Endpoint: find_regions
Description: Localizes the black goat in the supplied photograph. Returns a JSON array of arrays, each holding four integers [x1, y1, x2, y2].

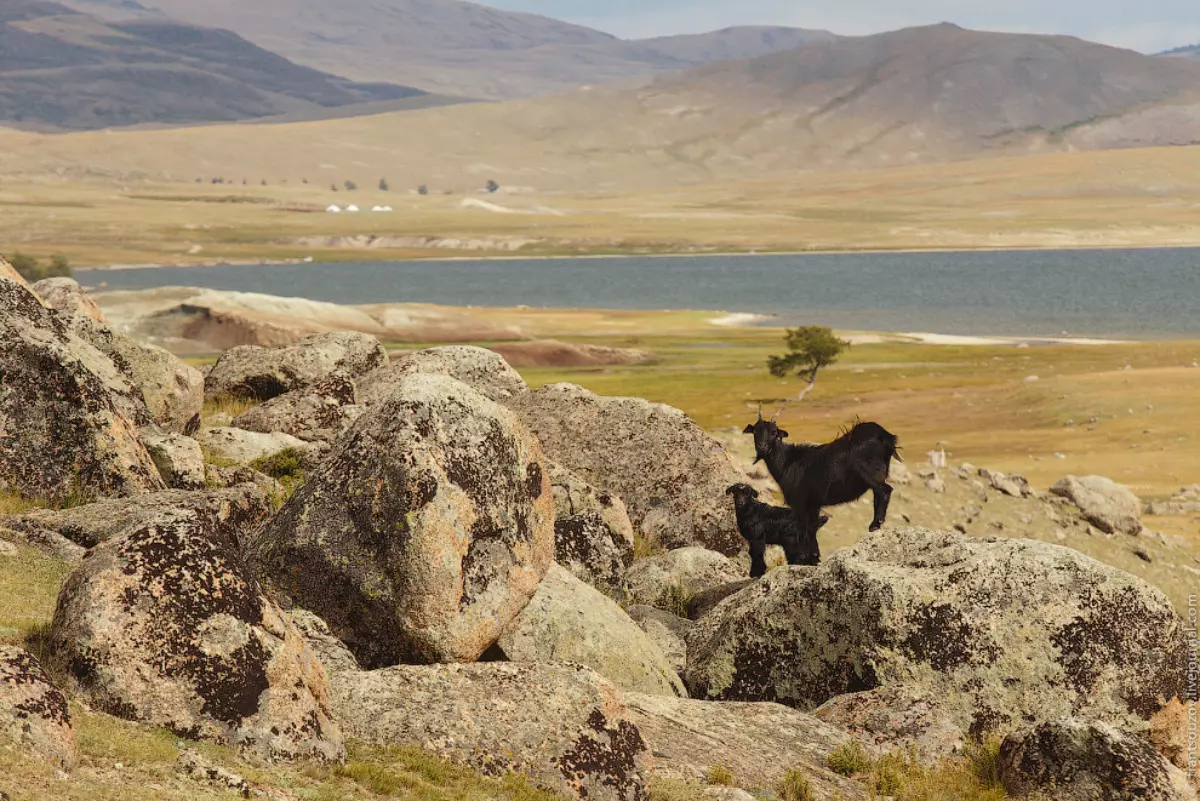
[[726, 483, 828, 577], [743, 410, 898, 544]]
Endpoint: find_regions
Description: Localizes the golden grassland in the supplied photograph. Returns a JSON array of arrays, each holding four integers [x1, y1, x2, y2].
[[2, 143, 1200, 267], [418, 307, 1200, 503]]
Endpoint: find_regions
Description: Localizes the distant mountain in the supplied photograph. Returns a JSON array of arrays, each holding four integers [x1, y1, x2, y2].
[[63, 0, 836, 100], [0, 0, 434, 130], [1159, 43, 1200, 59]]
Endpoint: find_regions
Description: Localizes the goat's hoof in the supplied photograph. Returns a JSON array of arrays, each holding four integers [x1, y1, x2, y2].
[[869, 523, 883, 532]]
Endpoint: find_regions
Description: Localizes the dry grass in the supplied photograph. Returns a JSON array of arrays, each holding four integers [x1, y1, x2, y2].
[[488, 312, 1200, 500], [2, 143, 1200, 266], [0, 543, 72, 646]]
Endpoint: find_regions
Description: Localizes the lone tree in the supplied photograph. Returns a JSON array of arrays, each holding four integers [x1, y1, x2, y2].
[[485, 179, 499, 194], [379, 177, 389, 191], [344, 180, 358, 191], [417, 184, 428, 196], [768, 325, 849, 403]]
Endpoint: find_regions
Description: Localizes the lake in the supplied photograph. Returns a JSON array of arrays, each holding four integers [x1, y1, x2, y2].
[[78, 247, 1200, 339]]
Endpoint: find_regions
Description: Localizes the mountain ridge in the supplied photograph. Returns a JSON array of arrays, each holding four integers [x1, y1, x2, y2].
[[0, 0, 438, 130], [60, 0, 837, 99]]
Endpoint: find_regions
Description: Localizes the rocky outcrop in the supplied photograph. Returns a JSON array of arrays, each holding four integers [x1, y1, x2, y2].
[[50, 517, 344, 761], [626, 606, 694, 674], [814, 684, 971, 758], [551, 462, 635, 597], [249, 373, 554, 668], [0, 272, 164, 501], [1052, 475, 1144, 535], [32, 277, 107, 324], [3, 484, 275, 551], [0, 257, 31, 291], [357, 346, 528, 407], [329, 662, 650, 801], [625, 548, 745, 611], [687, 579, 758, 621], [685, 527, 1187, 753], [494, 565, 686, 697], [139, 429, 206, 490], [204, 332, 387, 401], [43, 282, 204, 435], [0, 646, 78, 770], [231, 373, 361, 442], [999, 719, 1195, 801], [507, 383, 748, 554], [196, 427, 316, 467], [624, 693, 866, 799]]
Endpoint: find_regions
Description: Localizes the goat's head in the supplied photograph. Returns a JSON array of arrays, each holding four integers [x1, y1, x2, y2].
[[743, 406, 788, 462], [725, 482, 759, 508]]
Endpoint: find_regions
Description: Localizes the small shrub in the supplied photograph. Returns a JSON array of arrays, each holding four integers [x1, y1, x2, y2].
[[648, 777, 707, 801], [871, 751, 907, 796], [7, 252, 42, 280], [776, 769, 814, 801], [704, 765, 734, 786], [827, 739, 872, 777], [656, 582, 692, 618]]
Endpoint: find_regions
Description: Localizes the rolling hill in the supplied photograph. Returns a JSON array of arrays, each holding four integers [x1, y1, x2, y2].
[[2, 23, 1199, 190], [62, 0, 837, 99], [0, 0, 436, 130]]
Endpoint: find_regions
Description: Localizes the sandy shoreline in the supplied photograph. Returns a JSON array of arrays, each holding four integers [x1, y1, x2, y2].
[[74, 240, 1200, 273]]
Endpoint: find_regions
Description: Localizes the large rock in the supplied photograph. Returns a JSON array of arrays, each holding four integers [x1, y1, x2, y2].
[[32, 277, 107, 324], [549, 463, 634, 595], [626, 606, 694, 674], [813, 684, 974, 758], [1052, 475, 1144, 536], [999, 719, 1195, 801], [3, 484, 275, 551], [507, 383, 748, 554], [624, 693, 866, 799], [357, 345, 528, 407], [50, 517, 344, 761], [139, 429, 206, 490], [196, 427, 315, 467], [0, 272, 164, 501], [685, 527, 1187, 750], [0, 646, 78, 771], [205, 332, 387, 401], [231, 373, 362, 442], [626, 547, 745, 611], [494, 565, 686, 697], [329, 662, 650, 801], [44, 281, 204, 435], [249, 373, 554, 668]]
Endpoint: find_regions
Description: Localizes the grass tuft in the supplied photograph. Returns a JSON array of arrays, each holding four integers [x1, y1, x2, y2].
[[656, 582, 693, 618], [777, 769, 814, 801], [633, 530, 665, 559], [704, 765, 734, 786], [827, 739, 872, 777], [201, 394, 258, 423]]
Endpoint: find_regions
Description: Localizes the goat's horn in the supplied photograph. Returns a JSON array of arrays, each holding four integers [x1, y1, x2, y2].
[[756, 402, 763, 421]]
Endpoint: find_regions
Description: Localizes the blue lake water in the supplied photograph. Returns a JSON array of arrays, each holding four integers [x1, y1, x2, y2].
[[78, 247, 1200, 338]]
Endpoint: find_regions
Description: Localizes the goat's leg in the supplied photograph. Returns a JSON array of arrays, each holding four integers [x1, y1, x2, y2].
[[869, 483, 893, 532], [800, 509, 822, 565], [749, 539, 768, 578]]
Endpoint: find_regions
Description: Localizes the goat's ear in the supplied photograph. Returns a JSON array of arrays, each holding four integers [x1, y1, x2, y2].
[[742, 424, 755, 434], [777, 428, 790, 438]]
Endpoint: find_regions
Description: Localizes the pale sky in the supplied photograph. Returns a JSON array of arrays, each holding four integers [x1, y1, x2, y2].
[[486, 0, 1200, 54]]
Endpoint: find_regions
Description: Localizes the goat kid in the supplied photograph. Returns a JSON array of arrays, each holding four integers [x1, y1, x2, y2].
[[743, 413, 898, 542], [726, 483, 827, 577]]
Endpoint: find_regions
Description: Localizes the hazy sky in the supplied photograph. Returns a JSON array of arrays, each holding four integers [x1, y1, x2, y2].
[[486, 0, 1200, 54]]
